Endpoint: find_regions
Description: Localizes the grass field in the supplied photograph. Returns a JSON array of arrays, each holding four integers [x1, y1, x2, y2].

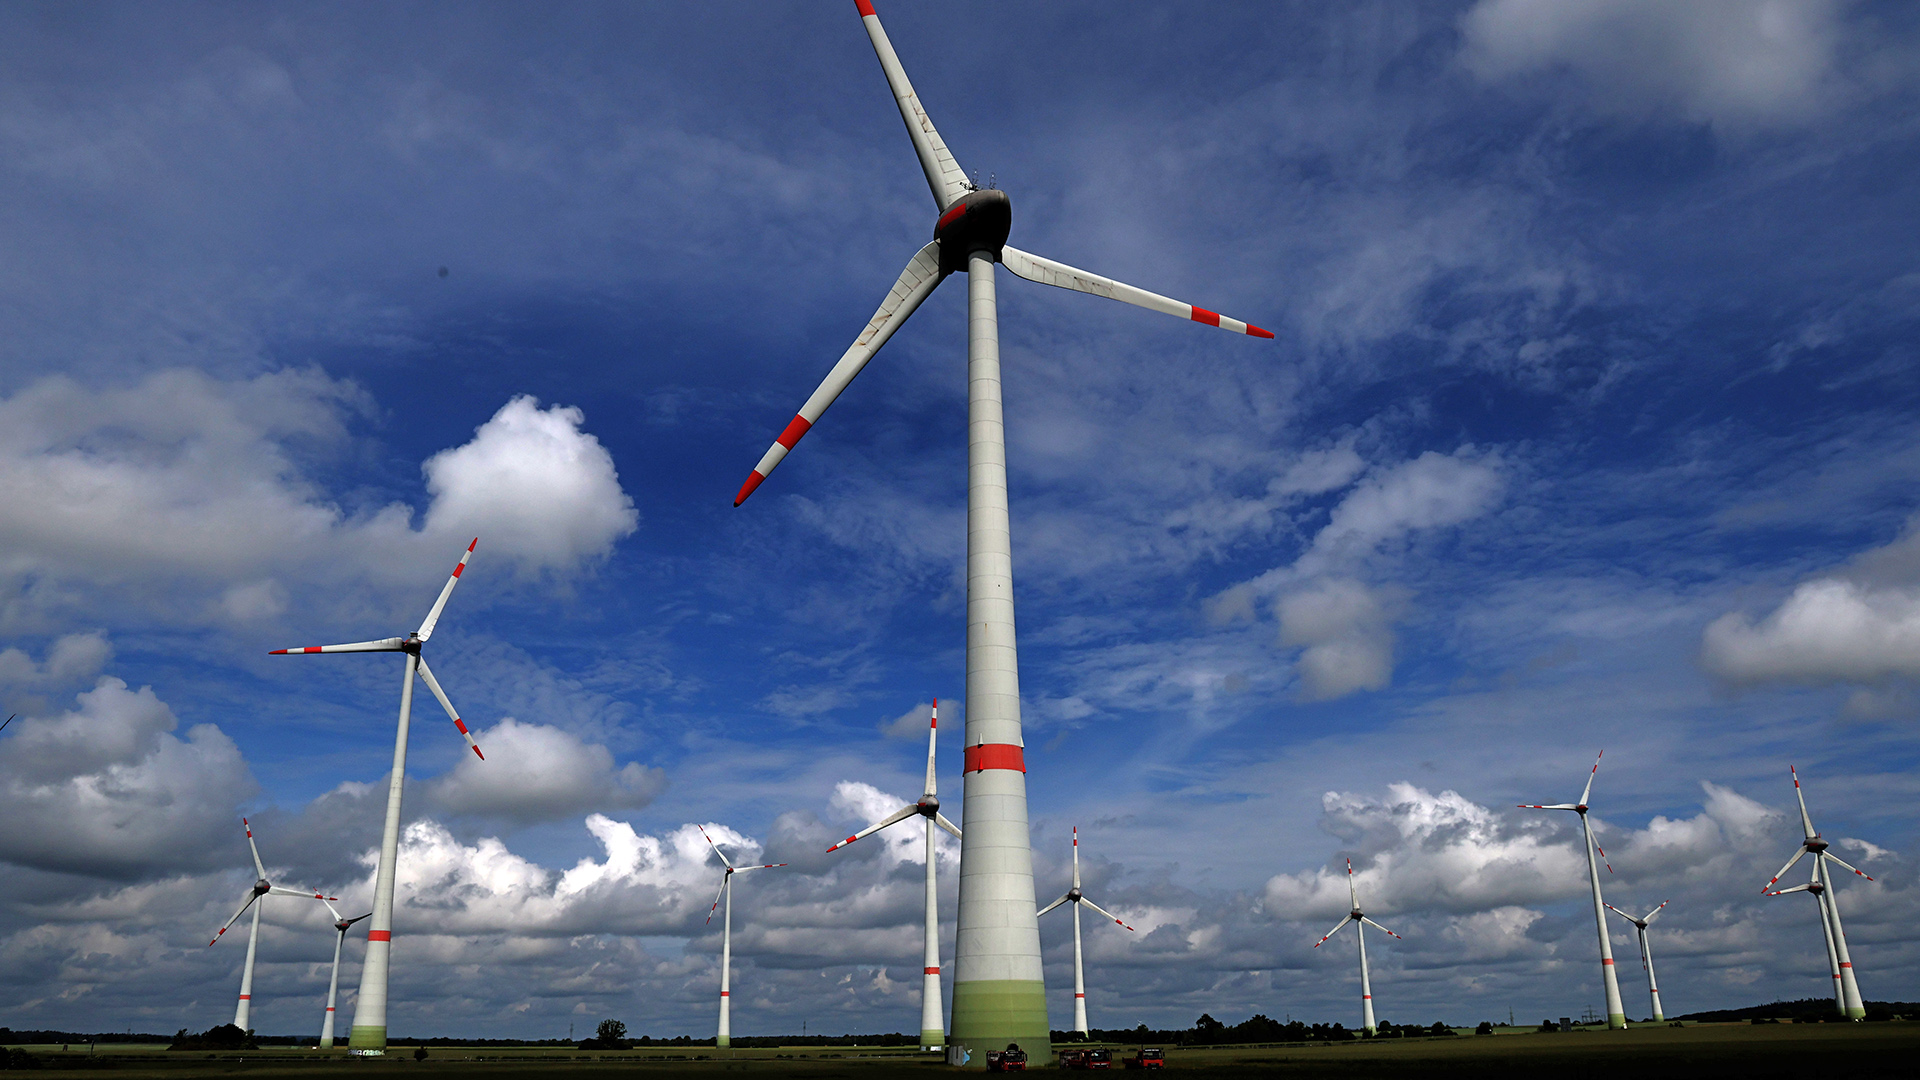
[[7, 1023, 1916, 1077]]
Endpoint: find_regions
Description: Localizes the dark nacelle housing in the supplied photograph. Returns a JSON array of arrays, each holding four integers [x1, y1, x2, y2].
[[934, 188, 1012, 274]]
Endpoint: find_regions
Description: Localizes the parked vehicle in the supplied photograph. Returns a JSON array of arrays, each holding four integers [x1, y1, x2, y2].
[[1122, 1047, 1165, 1069], [1084, 1048, 1112, 1069], [986, 1044, 1029, 1071], [1060, 1049, 1087, 1070]]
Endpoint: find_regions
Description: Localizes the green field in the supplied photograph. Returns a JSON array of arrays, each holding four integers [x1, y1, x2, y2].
[[7, 1023, 1917, 1077]]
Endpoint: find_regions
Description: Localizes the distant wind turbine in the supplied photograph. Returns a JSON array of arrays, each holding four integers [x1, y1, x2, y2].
[[269, 539, 486, 1055], [208, 818, 333, 1032], [826, 699, 963, 1049], [1520, 751, 1626, 1029], [1768, 857, 1846, 1016], [703, 828, 787, 1049], [1312, 858, 1401, 1035], [731, 3, 1271, 1057], [1603, 901, 1669, 1022], [316, 897, 372, 1049], [1762, 766, 1873, 1020], [1037, 827, 1135, 1037]]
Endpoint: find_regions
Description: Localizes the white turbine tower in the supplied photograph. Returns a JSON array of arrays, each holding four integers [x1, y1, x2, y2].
[[1603, 901, 1669, 1022], [1311, 859, 1401, 1035], [703, 828, 787, 1049], [1769, 857, 1847, 1016], [208, 818, 333, 1032], [1762, 766, 1873, 1020], [826, 699, 964, 1049], [1520, 751, 1626, 1029], [268, 539, 486, 1055], [1036, 827, 1135, 1037], [732, 3, 1270, 1057], [315, 898, 371, 1048]]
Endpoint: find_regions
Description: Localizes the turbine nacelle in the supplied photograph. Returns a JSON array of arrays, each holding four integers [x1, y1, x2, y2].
[[1805, 837, 1828, 853], [252, 878, 271, 896], [934, 188, 1011, 273], [916, 793, 941, 815]]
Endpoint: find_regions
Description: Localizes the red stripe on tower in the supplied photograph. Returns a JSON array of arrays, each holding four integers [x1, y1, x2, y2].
[[238, 995, 251, 1000], [1190, 306, 1222, 327], [368, 930, 391, 942], [963, 743, 1026, 773], [1075, 993, 1085, 999], [925, 967, 939, 975], [720, 991, 730, 997], [776, 414, 812, 449], [1601, 958, 1615, 965], [1840, 962, 1853, 968]]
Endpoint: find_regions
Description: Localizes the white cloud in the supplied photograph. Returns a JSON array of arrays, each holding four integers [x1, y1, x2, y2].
[[1703, 577, 1920, 685], [425, 718, 664, 824], [1296, 450, 1505, 575], [1460, 0, 1849, 127], [1277, 579, 1408, 700]]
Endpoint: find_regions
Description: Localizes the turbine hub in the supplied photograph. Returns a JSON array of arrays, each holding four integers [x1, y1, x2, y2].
[[1067, 888, 1082, 902], [934, 188, 1011, 274], [1808, 881, 1825, 895], [1574, 805, 1588, 814], [917, 794, 940, 814], [336, 920, 352, 932], [402, 634, 422, 655], [1806, 837, 1828, 853], [253, 879, 271, 895]]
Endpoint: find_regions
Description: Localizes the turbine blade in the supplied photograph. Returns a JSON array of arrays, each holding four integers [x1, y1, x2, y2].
[[416, 538, 477, 642], [1595, 840, 1614, 875], [999, 245, 1274, 338], [826, 804, 920, 852], [1359, 916, 1400, 940], [1313, 915, 1355, 947], [415, 657, 484, 759], [1603, 902, 1635, 925], [705, 875, 727, 926], [924, 699, 939, 797], [1821, 851, 1873, 882], [242, 818, 267, 880], [1346, 858, 1358, 910], [934, 812, 962, 839], [1763, 848, 1807, 892], [734, 240, 944, 505], [269, 638, 406, 655], [1080, 897, 1134, 931], [1518, 803, 1578, 810], [853, 1, 970, 210], [700, 828, 735, 869], [320, 897, 344, 922], [1072, 826, 1081, 890], [1579, 750, 1602, 806], [731, 862, 788, 873], [267, 886, 335, 900], [1790, 766, 1817, 840], [1, 714, 15, 734], [210, 892, 259, 946], [348, 912, 373, 926], [1037, 892, 1073, 918], [1643, 901, 1669, 925]]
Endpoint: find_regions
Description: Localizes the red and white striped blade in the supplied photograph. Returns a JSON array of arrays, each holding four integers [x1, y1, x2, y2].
[[1036, 891, 1073, 918], [1763, 847, 1807, 892], [854, 2, 970, 211], [734, 240, 943, 506], [1313, 914, 1355, 947], [934, 811, 961, 839], [1080, 896, 1134, 932], [732, 862, 788, 873], [1643, 900, 1669, 925], [1822, 851, 1873, 882], [268, 637, 406, 655], [321, 897, 345, 922], [242, 817, 266, 880], [1359, 916, 1400, 940], [1518, 803, 1578, 811], [269, 886, 335, 900], [923, 699, 939, 798], [210, 891, 259, 946], [416, 538, 477, 642], [999, 245, 1275, 339], [1603, 901, 1633, 925], [1071, 826, 1081, 890], [705, 875, 728, 926], [1579, 750, 1603, 807], [1790, 766, 1818, 840], [826, 803, 919, 852], [1595, 839, 1613, 875], [700, 827, 735, 869], [415, 657, 484, 759], [1767, 882, 1813, 896], [1345, 858, 1358, 910]]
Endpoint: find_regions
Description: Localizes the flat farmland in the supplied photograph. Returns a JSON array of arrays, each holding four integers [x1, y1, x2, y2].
[[8, 1023, 1917, 1078]]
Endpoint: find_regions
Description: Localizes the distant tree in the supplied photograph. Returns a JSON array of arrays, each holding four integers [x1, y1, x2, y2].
[[413, 1046, 428, 1061], [1476, 1021, 1495, 1035], [1429, 1022, 1454, 1037], [597, 1020, 627, 1044], [1193, 1014, 1226, 1043]]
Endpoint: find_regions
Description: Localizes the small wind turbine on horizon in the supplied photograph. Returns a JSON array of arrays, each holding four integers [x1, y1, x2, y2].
[[826, 699, 963, 1049], [1603, 900, 1669, 1022], [1520, 751, 1626, 1029], [1037, 827, 1135, 1038], [703, 827, 787, 1049], [1311, 858, 1401, 1035], [316, 898, 371, 1049], [1762, 766, 1873, 1020], [208, 818, 333, 1033], [268, 539, 486, 1055], [732, 2, 1271, 1056]]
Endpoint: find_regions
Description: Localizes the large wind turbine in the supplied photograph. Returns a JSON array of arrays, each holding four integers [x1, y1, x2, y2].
[[1603, 901, 1669, 1022], [1036, 827, 1135, 1037], [1768, 857, 1846, 1016], [703, 828, 787, 1049], [826, 699, 963, 1049], [732, 2, 1270, 1056], [1761, 766, 1874, 1020], [315, 898, 372, 1049], [208, 818, 333, 1032], [269, 539, 486, 1055], [1311, 858, 1401, 1035], [1520, 751, 1626, 1029]]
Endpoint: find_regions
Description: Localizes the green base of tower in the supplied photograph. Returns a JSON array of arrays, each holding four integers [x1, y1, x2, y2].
[[347, 1025, 386, 1054], [921, 1029, 945, 1049], [950, 979, 1050, 1067], [1846, 1008, 1866, 1020], [1608, 1013, 1627, 1029], [717, 1036, 730, 1048]]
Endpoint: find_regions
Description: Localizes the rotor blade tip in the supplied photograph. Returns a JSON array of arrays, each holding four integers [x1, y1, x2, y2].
[[855, 0, 876, 16], [734, 471, 766, 507], [472, 746, 485, 760], [1249, 325, 1275, 339], [468, 538, 478, 551]]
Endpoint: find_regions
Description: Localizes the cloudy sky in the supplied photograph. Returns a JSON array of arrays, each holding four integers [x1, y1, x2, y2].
[[4, 0, 1920, 1041]]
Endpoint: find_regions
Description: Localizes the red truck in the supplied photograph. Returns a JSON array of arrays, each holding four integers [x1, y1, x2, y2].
[[985, 1044, 1029, 1072], [1122, 1047, 1164, 1069]]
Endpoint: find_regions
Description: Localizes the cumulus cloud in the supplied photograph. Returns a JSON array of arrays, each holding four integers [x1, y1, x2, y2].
[[1460, 0, 1850, 127], [1277, 579, 1409, 700], [1295, 450, 1505, 576], [424, 718, 664, 824]]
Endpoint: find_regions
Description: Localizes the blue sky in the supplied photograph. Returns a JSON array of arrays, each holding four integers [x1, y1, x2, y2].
[[4, 0, 1920, 1041]]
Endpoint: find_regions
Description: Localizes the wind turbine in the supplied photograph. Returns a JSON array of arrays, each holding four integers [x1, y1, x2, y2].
[[268, 539, 486, 1055], [1519, 751, 1626, 1029], [1036, 827, 1134, 1037], [316, 898, 372, 1048], [1603, 901, 1669, 1022], [732, 2, 1270, 1056], [1311, 858, 1401, 1035], [1768, 857, 1846, 1016], [826, 699, 963, 1049], [1761, 766, 1873, 1020], [208, 818, 334, 1032], [703, 827, 787, 1049]]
